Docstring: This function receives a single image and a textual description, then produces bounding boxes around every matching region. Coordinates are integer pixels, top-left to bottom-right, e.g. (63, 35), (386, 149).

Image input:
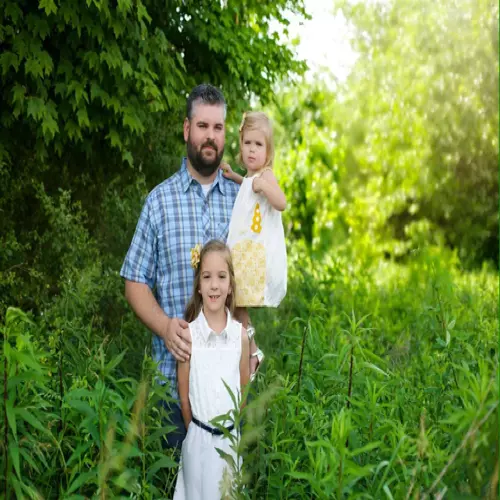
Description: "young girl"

(174, 240), (250, 500)
(223, 111), (287, 375)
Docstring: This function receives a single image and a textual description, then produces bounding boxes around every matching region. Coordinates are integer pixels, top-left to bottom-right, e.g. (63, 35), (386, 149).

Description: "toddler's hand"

(250, 355), (259, 376)
(221, 163), (233, 179)
(252, 177), (264, 193)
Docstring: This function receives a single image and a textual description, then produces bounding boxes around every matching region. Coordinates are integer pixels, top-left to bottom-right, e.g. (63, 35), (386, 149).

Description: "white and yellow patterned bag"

(227, 171), (287, 307)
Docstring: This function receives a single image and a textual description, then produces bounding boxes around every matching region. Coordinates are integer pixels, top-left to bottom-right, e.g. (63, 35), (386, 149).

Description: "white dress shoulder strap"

(256, 167), (273, 178)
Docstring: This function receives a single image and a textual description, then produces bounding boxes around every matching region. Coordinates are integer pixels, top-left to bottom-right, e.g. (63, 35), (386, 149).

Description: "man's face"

(184, 102), (225, 177)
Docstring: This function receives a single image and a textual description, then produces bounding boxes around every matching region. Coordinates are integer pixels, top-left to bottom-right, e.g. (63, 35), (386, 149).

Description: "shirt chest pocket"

(158, 225), (197, 268)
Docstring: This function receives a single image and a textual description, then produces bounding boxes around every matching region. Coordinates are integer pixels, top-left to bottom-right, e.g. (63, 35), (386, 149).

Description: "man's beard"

(187, 137), (224, 177)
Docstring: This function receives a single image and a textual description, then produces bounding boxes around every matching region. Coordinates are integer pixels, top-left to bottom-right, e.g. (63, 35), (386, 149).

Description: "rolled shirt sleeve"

(120, 196), (158, 289)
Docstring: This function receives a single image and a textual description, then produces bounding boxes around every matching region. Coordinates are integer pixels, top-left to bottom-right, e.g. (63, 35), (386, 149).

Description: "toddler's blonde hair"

(238, 111), (275, 170)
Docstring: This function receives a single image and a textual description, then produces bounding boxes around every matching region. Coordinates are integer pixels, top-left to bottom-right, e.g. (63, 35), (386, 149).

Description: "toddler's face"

(242, 129), (267, 174)
(199, 251), (232, 313)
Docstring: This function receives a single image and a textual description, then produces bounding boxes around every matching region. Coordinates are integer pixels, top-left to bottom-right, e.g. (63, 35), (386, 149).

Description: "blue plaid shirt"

(120, 158), (239, 399)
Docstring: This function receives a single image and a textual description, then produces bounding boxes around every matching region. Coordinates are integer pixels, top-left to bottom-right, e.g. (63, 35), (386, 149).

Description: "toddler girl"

(223, 111), (287, 375)
(174, 240), (250, 500)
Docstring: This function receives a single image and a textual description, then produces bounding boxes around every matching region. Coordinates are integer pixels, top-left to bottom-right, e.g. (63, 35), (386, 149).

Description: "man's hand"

(162, 317), (191, 362)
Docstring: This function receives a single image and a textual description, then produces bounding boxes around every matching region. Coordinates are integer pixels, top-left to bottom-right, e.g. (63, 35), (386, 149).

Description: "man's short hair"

(186, 84), (227, 121)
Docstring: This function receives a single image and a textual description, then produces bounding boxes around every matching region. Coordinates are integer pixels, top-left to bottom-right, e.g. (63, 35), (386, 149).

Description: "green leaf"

(39, 0), (58, 15)
(20, 447), (41, 473)
(27, 97), (45, 122)
(90, 82), (109, 103)
(358, 361), (389, 378)
(67, 470), (97, 494)
(122, 150), (133, 166)
(0, 52), (20, 75)
(104, 350), (126, 375)
(122, 61), (133, 78)
(12, 351), (44, 373)
(122, 110), (143, 134)
(348, 441), (381, 457)
(6, 399), (17, 440)
(146, 455), (177, 480)
(117, 0), (132, 15)
(68, 81), (89, 106)
(6, 307), (34, 328)
(42, 113), (59, 140)
(65, 399), (97, 419)
(65, 120), (83, 142)
(76, 107), (90, 128)
(113, 470), (141, 492)
(67, 442), (93, 467)
(106, 129), (122, 150)
(10, 444), (21, 478)
(37, 50), (54, 76)
(5, 2), (24, 23)
(215, 447), (235, 469)
(25, 57), (43, 78)
(16, 408), (50, 435)
(221, 379), (238, 410)
(10, 475), (24, 499)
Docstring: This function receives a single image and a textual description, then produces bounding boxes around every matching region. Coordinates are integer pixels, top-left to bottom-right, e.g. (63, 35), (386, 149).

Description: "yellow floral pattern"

(231, 240), (266, 306)
(251, 203), (262, 233)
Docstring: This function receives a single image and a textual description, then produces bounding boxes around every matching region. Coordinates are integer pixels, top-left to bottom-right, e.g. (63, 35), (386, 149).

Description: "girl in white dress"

(174, 240), (250, 500)
(223, 111), (287, 376)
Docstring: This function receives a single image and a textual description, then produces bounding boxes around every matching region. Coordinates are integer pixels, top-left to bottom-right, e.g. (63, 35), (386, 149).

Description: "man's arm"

(177, 359), (192, 428)
(124, 280), (191, 361)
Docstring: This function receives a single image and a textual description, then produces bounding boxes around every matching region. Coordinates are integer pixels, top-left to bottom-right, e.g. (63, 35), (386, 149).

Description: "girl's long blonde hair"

(184, 240), (237, 323)
(238, 111), (275, 169)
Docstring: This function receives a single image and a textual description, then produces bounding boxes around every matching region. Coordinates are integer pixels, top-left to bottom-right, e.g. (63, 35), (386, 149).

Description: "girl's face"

(199, 251), (232, 314)
(241, 129), (267, 174)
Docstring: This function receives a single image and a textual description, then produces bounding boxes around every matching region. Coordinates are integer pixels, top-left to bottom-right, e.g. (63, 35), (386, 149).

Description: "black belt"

(192, 416), (234, 436)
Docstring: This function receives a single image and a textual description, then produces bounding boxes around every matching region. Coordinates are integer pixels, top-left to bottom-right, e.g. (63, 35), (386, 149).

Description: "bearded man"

(121, 84), (241, 448)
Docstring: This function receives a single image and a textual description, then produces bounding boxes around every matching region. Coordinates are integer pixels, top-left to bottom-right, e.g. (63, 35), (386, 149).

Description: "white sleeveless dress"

(226, 170), (287, 307)
(173, 310), (242, 500)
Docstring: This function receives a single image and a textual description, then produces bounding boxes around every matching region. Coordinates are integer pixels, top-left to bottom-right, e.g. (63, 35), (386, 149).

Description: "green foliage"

(0, 0), (306, 166)
(1, 303), (180, 498)
(239, 245), (498, 498)
(2, 247), (497, 498)
(0, 0), (307, 320)
(272, 0), (498, 267)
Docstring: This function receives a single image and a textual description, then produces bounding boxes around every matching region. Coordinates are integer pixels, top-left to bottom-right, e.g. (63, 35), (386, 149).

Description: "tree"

(0, 0), (307, 316)
(271, 0), (498, 266)
(336, 0), (499, 265)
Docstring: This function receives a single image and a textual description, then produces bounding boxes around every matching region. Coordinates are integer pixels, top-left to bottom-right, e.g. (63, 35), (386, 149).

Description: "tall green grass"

(1, 246), (498, 498)
(243, 247), (498, 499)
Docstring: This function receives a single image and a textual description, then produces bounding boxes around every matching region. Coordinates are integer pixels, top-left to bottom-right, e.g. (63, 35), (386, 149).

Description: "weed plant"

(1, 246), (498, 498)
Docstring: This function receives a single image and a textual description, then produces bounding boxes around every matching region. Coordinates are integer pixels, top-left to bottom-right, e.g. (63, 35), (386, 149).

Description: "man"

(121, 84), (259, 448)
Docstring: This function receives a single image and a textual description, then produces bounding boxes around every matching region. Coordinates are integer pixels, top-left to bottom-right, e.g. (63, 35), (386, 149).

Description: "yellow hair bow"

(190, 244), (202, 269)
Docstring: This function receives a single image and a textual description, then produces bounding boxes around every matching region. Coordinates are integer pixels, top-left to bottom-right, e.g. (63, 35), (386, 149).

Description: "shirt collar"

(180, 157), (226, 196)
(198, 308), (231, 341)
